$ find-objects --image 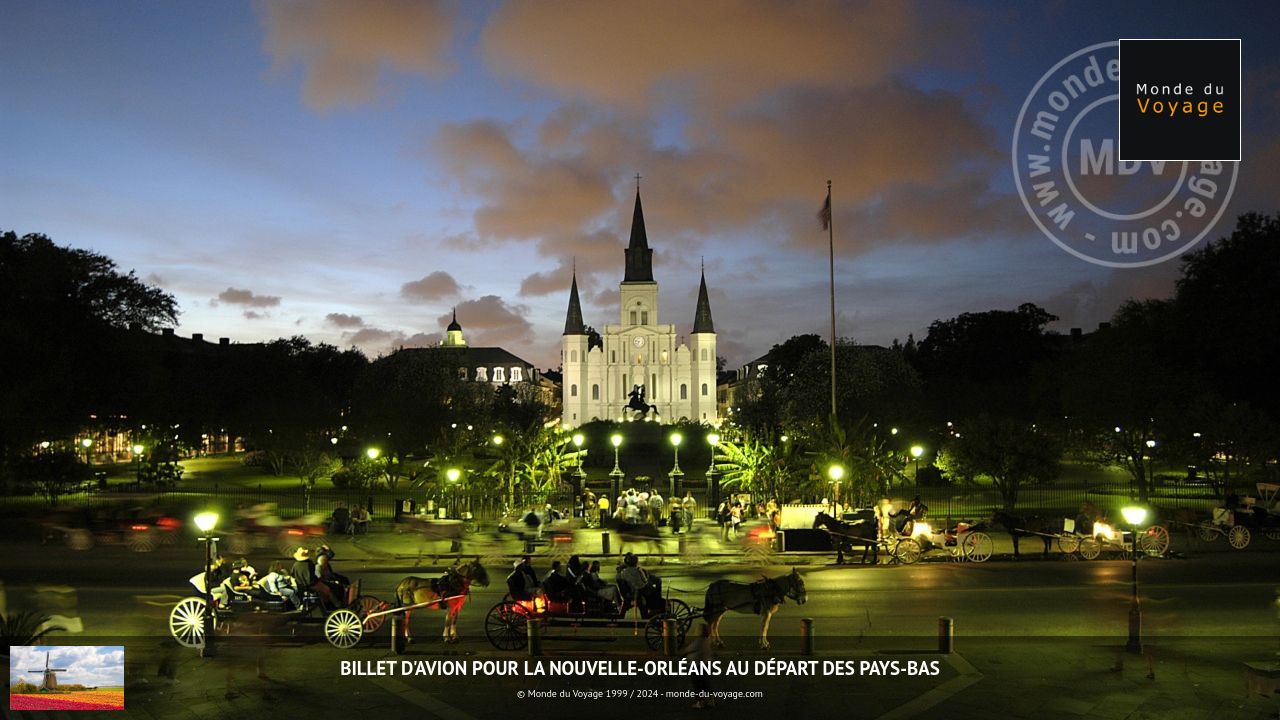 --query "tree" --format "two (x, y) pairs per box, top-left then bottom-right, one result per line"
(913, 303), (1059, 421)
(14, 449), (90, 505)
(942, 415), (1061, 510)
(0, 231), (178, 460)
